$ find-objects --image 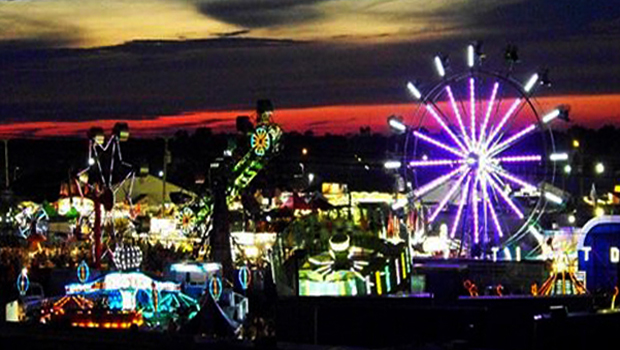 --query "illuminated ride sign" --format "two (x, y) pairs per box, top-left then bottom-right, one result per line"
(577, 216), (620, 291)
(66, 272), (180, 295)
